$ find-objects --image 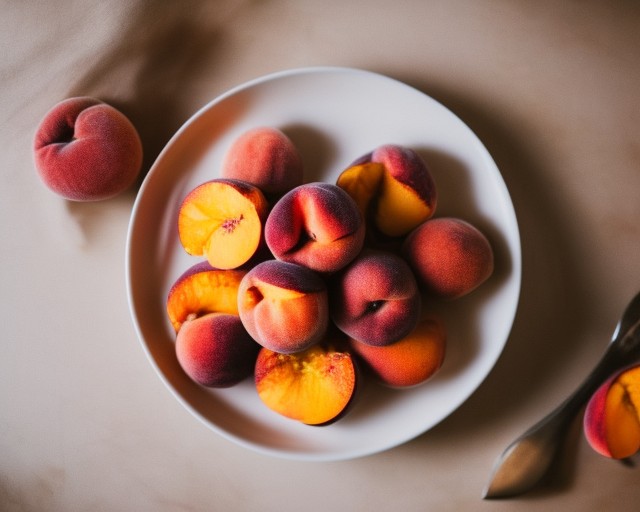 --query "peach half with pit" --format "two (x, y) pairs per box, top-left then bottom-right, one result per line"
(330, 250), (421, 347)
(254, 342), (358, 425)
(166, 260), (246, 332)
(349, 315), (446, 388)
(584, 364), (640, 459)
(177, 178), (268, 270)
(176, 312), (259, 388)
(33, 96), (143, 201)
(402, 217), (494, 300)
(221, 126), (304, 198)
(265, 182), (365, 273)
(237, 260), (329, 354)
(336, 144), (437, 238)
